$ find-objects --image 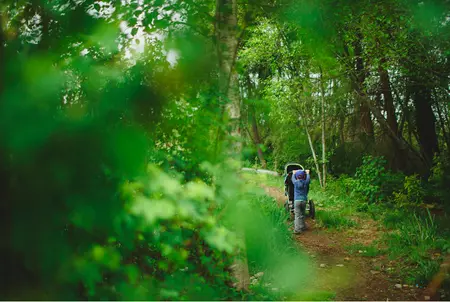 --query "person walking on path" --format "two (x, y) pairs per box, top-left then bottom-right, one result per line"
(291, 169), (310, 234)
